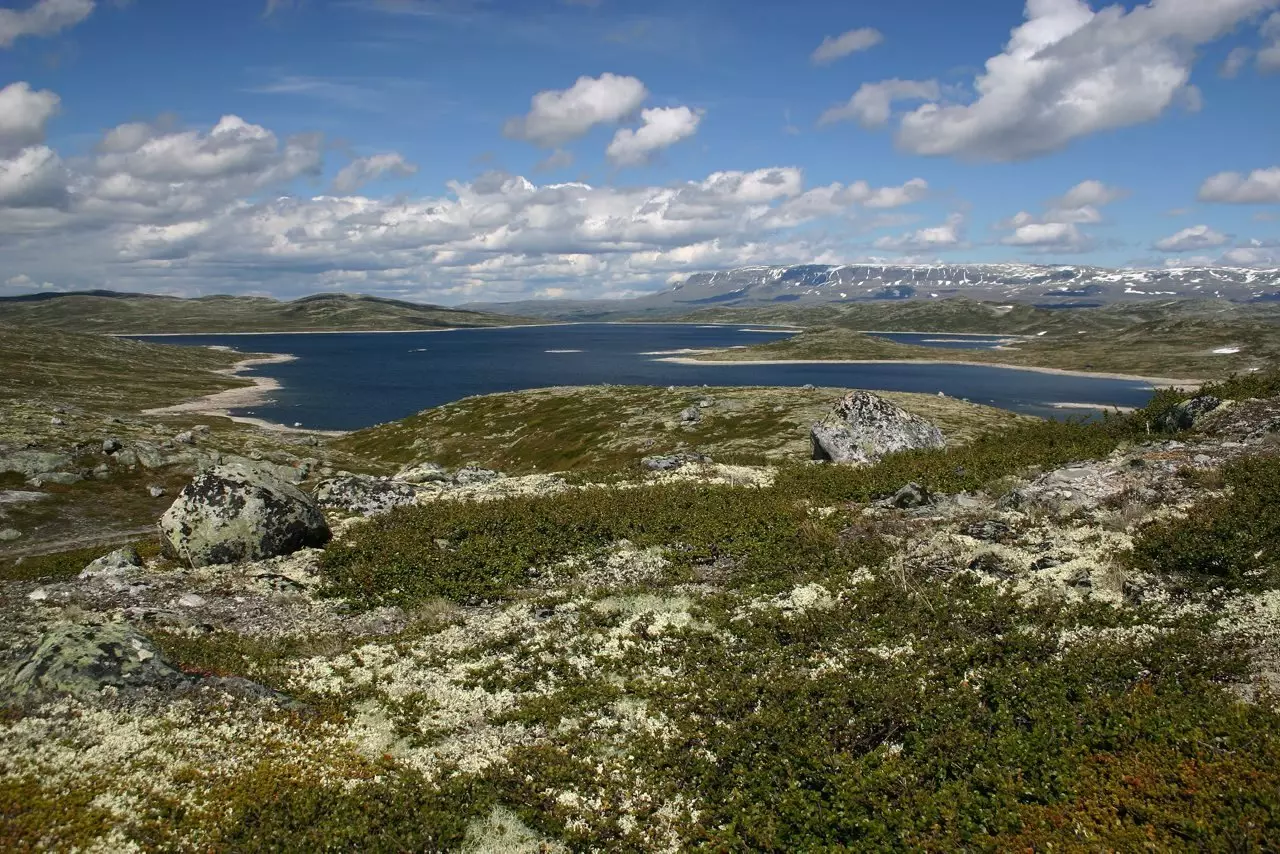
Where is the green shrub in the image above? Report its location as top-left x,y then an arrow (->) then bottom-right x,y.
1129,455 -> 1280,589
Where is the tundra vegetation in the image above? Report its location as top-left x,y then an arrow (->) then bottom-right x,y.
682,298 -> 1280,379
2,324 -> 1280,851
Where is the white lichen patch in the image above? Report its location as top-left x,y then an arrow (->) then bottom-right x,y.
644,463 -> 776,489
462,805 -> 568,853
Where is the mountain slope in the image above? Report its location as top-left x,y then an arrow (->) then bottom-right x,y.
0,292 -> 535,334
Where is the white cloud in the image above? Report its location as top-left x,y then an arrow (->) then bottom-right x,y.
1221,246 -> 1280,266
0,137 -> 928,299
0,145 -> 68,209
1154,224 -> 1231,251
1221,45 -> 1254,76
873,213 -> 966,252
879,0 -> 1279,161
0,82 -> 60,153
819,79 -> 940,128
503,73 -> 648,147
1259,12 -> 1280,70
1002,221 -> 1086,249
606,106 -> 702,167
0,0 -> 94,48
810,27 -> 883,65
995,179 -> 1125,250
1198,166 -> 1280,203
332,152 -> 417,192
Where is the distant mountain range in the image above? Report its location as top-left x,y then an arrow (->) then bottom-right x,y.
466,263 -> 1280,319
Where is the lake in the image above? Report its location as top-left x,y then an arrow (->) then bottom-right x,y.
144,323 -> 1161,432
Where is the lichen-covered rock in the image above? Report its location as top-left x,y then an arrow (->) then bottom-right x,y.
395,461 -> 450,484
0,622 -> 186,701
0,451 -> 73,478
80,546 -> 143,581
314,475 -> 419,516
159,463 -> 331,567
679,406 -> 702,425
811,391 -> 946,465
1157,395 -> 1223,432
453,465 -> 503,486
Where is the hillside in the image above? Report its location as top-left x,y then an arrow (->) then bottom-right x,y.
0,291 -> 536,334
675,299 -> 1280,380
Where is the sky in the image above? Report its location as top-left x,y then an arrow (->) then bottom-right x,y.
0,0 -> 1278,304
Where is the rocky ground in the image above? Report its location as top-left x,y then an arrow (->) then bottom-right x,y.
4,367 -> 1280,848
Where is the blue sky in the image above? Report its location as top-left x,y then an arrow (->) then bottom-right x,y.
0,0 -> 1277,302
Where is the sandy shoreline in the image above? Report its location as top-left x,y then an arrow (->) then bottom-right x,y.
142,353 -> 345,435
658,355 -> 1203,388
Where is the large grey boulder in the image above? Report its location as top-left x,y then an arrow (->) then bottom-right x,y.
0,622 -> 185,701
159,463 -> 331,567
1156,395 -> 1222,432
314,475 -> 418,516
395,461 -> 450,484
0,451 -> 73,478
811,391 -> 946,465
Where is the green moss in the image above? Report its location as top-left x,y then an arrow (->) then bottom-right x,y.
0,775 -> 116,850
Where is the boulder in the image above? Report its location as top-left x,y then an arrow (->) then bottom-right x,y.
882,482 -> 933,509
314,475 -> 419,516
453,465 -> 503,486
679,406 -> 702,425
395,461 -> 450,484
0,622 -> 186,701
80,546 -> 143,581
0,451 -> 73,478
174,430 -> 196,445
811,391 -> 946,466
158,463 -> 331,568
1156,395 -> 1223,432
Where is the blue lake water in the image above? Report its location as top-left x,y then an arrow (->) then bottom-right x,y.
143,323 -> 1160,432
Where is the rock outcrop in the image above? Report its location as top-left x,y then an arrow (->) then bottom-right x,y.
159,463 -> 331,567
1156,395 -> 1223,432
811,391 -> 946,465
0,622 -> 185,701
314,475 -> 419,516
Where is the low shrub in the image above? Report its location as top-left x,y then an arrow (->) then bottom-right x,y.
1128,454 -> 1280,589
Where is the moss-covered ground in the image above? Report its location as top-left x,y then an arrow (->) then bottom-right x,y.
6,373 -> 1280,849
334,385 -> 1035,476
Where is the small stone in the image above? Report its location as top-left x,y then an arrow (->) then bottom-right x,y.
1193,454 -> 1212,464
192,425 -> 211,435
174,431 -> 195,445
177,593 -> 207,608
0,528 -> 22,542
679,406 -> 702,425
148,486 -> 166,498
26,586 -> 47,601
103,438 -> 123,455
50,417 -> 65,426
887,482 -> 933,509
802,384 -> 816,390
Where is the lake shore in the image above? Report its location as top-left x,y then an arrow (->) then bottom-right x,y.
659,355 -> 1203,389
141,353 -> 344,435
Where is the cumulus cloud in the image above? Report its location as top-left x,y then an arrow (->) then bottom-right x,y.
0,82 -> 60,153
1154,224 -> 1231,251
0,137 -> 934,299
606,106 -> 702,167
0,0 -> 94,48
873,213 -> 966,252
503,73 -> 648,147
0,145 -> 69,208
1198,166 -> 1280,203
995,179 -> 1126,250
819,80 -> 940,128
332,152 -> 417,192
865,0 -> 1280,161
810,27 -> 883,65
